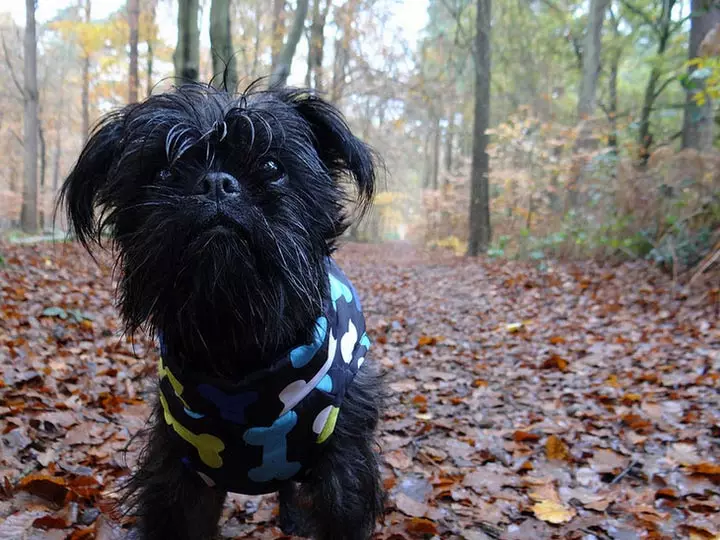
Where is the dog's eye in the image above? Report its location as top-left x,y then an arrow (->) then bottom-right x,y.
256,159 -> 285,183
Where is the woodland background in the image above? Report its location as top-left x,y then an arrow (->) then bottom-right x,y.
1,0 -> 719,274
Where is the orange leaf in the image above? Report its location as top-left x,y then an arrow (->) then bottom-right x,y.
513,430 -> 541,442
405,517 -> 438,535
417,335 -> 441,347
545,435 -> 571,461
67,475 -> 101,499
685,462 -> 720,476
541,354 -> 568,371
17,474 -> 69,505
621,413 -> 653,433
412,395 -> 428,405
32,515 -> 69,530
549,335 -> 566,345
472,379 -> 489,388
621,393 -> 642,404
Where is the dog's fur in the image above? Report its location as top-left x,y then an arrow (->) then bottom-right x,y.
59,83 -> 384,540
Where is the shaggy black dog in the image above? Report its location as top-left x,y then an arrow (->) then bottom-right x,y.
59,83 -> 384,540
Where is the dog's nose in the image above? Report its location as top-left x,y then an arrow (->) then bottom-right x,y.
197,172 -> 241,201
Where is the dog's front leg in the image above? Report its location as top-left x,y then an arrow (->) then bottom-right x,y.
124,402 -> 227,540
282,365 -> 385,540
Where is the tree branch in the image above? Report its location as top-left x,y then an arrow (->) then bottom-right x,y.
653,75 -> 678,99
1,31 -> 24,97
620,0 -> 659,33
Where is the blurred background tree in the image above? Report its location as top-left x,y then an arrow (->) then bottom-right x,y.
0,0 -> 718,276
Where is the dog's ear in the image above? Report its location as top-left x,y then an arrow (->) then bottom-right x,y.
58,112 -> 124,249
288,91 -> 376,211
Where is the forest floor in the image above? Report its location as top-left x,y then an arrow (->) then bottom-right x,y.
0,241 -> 718,540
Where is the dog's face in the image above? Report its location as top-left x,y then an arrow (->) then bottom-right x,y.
60,84 -> 374,373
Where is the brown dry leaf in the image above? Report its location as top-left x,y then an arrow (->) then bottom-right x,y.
405,517 -> 438,536
532,499 -> 576,524
385,449 -> 413,470
545,435 -> 571,461
16,474 -> 70,506
394,493 -> 429,518
417,335 -> 441,348
590,448 -> 630,474
388,379 -> 418,393
513,430 -> 541,442
32,514 -> 70,530
540,354 -> 568,371
686,462 -> 720,476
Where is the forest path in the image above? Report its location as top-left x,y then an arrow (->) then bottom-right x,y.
0,242 -> 717,539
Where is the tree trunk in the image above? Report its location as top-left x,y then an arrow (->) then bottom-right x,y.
146,0 -> 157,96
251,0 -> 262,77
21,0 -> 39,233
568,0 -> 608,208
444,112 -> 454,173
682,0 -> 720,150
38,122 -> 45,229
467,0 -> 492,256
431,116 -> 441,190
270,0 -> 310,87
174,0 -> 200,81
577,0 -> 609,124
422,127 -> 432,188
271,0 -> 286,72
637,0 -> 676,161
81,0 -> 91,142
607,49 -> 620,150
210,0 -> 239,90
306,0 -> 331,90
53,118 -> 62,192
53,60 -> 67,193
128,0 -> 140,103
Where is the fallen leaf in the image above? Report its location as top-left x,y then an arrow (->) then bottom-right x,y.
16,474 -> 69,506
513,430 -> 541,442
532,499 -> 576,524
405,517 -> 438,536
545,435 -> 571,461
394,493 -> 428,517
385,449 -> 412,470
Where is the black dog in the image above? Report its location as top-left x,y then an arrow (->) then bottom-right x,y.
59,83 -> 384,540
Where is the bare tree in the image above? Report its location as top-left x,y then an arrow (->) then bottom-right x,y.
175,0 -> 200,81
128,0 -> 140,103
21,0 -> 39,233
210,0 -> 238,90
269,0 -> 310,87
682,0 -> 720,150
467,0 -> 492,256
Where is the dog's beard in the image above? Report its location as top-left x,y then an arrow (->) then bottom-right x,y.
115,203 -> 327,379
